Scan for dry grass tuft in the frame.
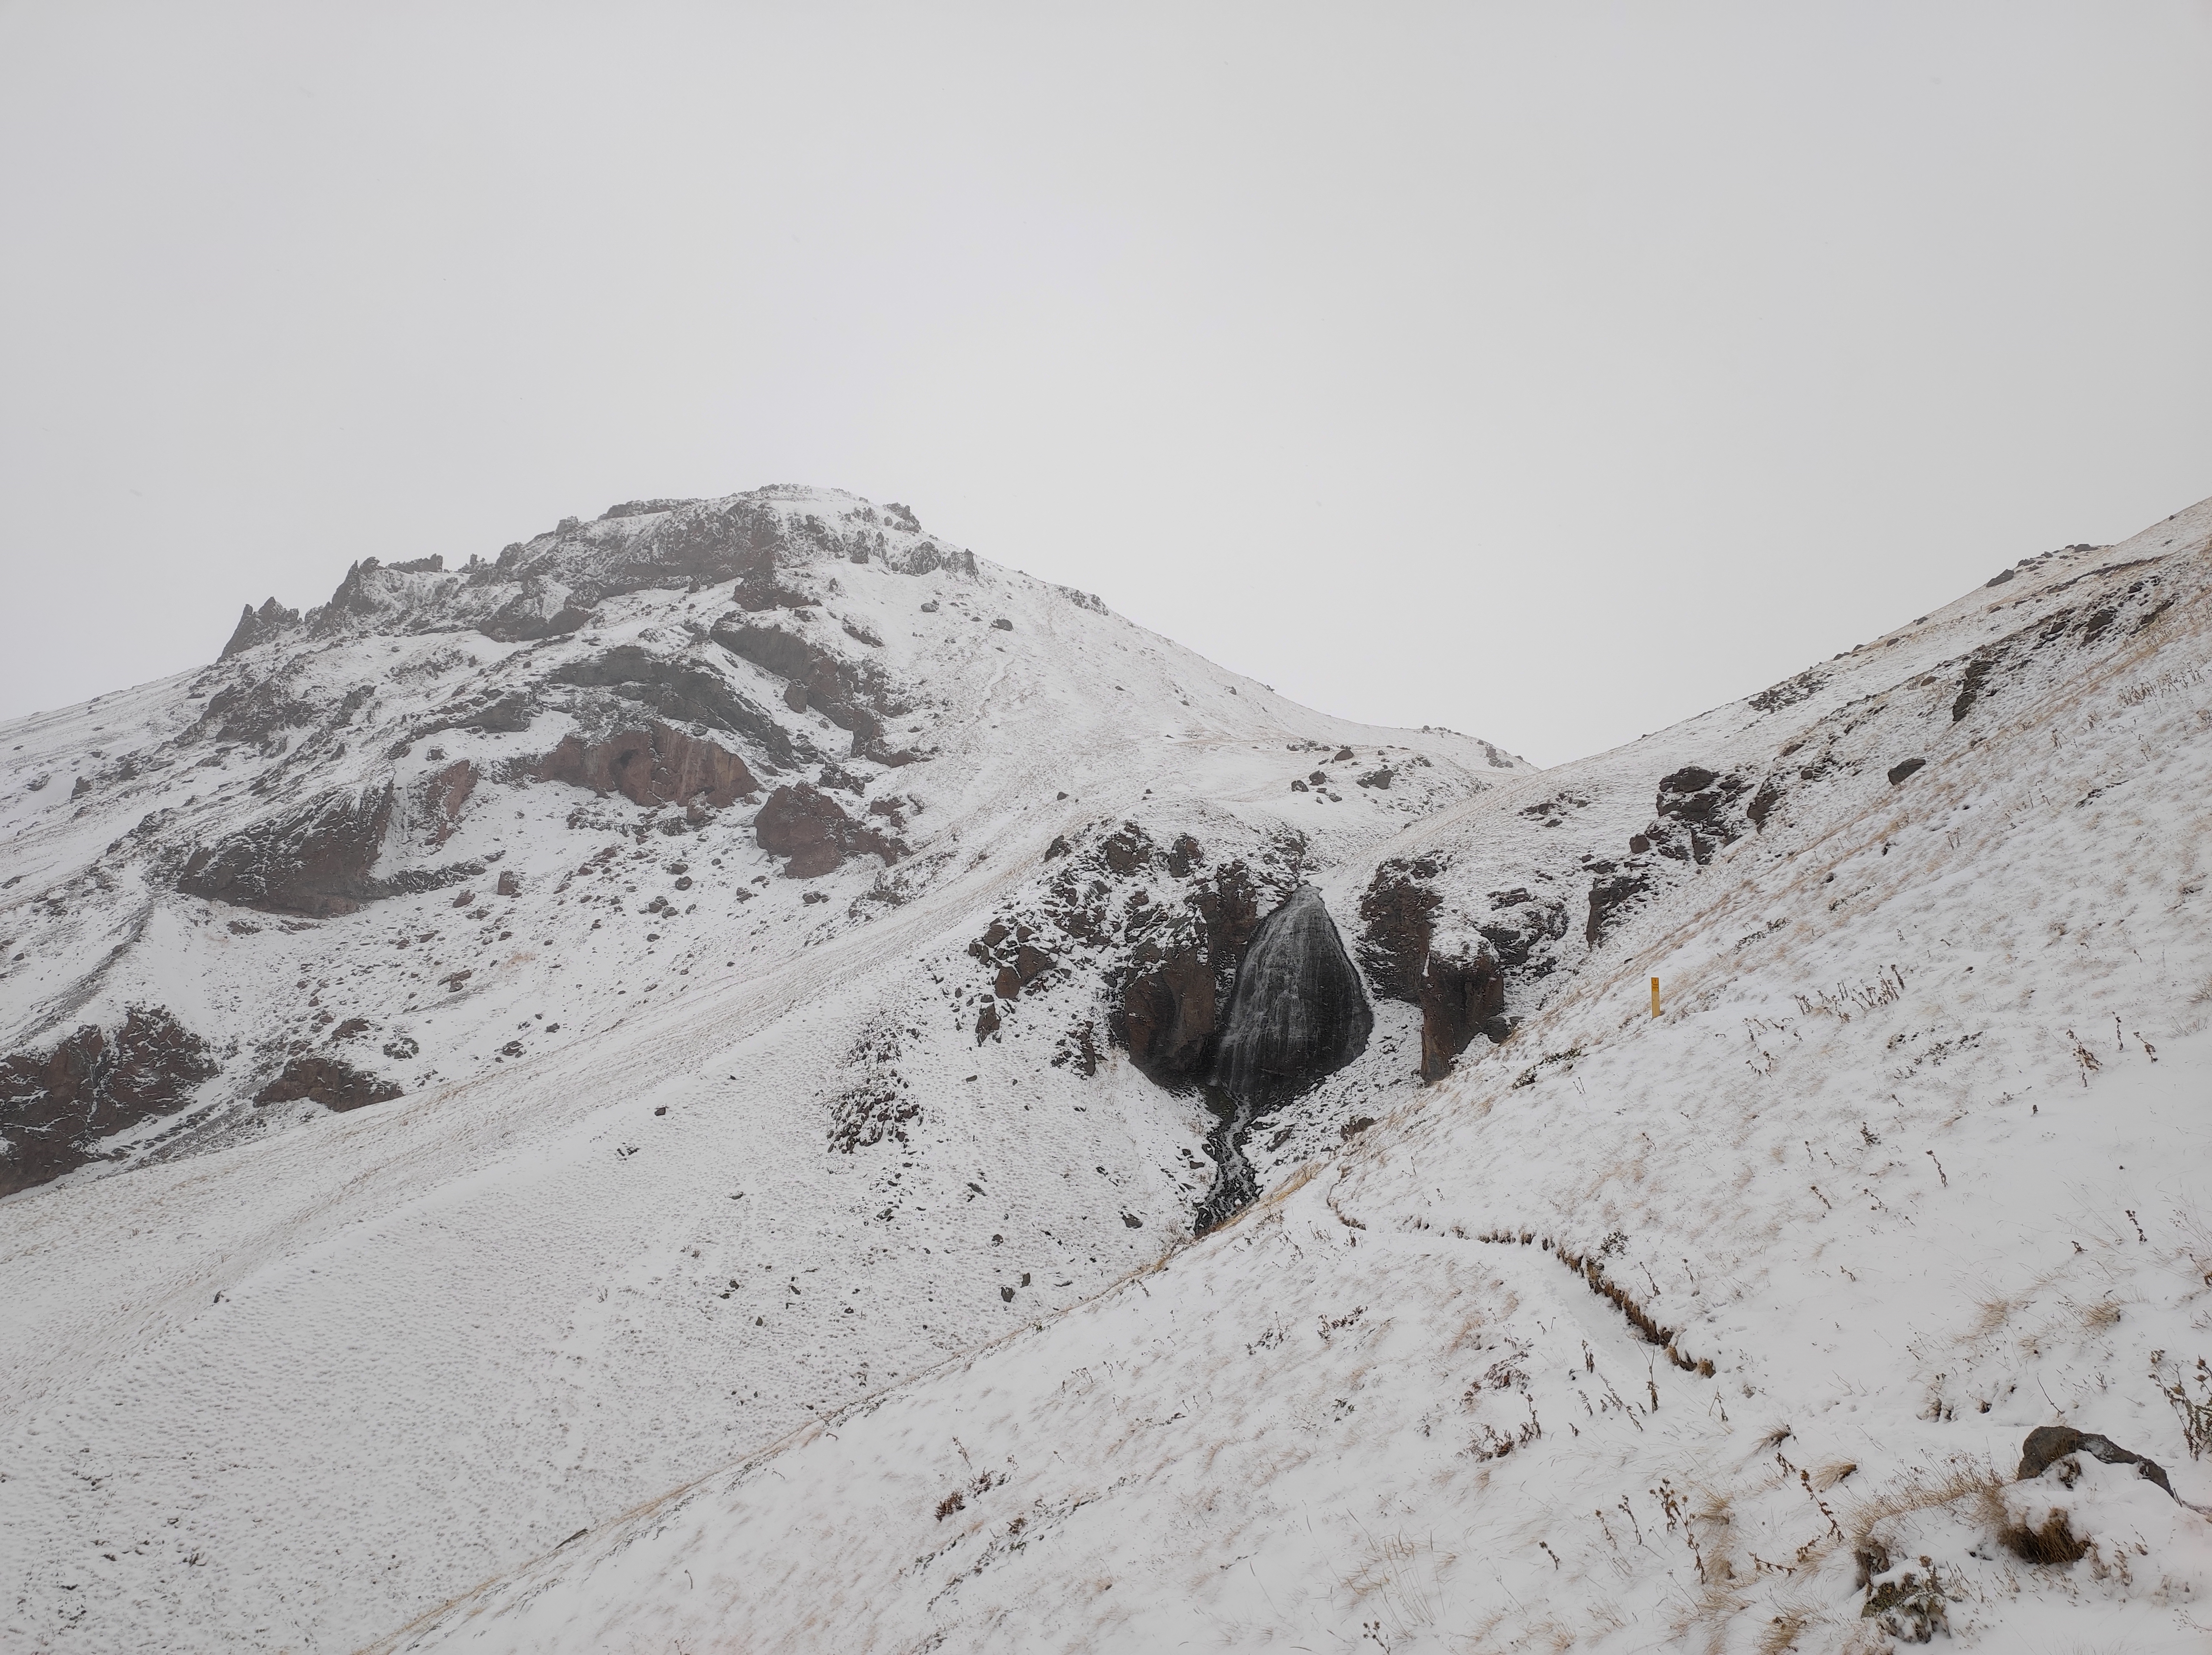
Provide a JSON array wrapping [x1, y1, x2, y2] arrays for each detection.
[[1999, 1508, 2088, 1564], [1838, 1454, 2005, 1551]]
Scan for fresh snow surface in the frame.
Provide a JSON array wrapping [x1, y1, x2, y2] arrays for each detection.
[[9, 486, 2212, 1652]]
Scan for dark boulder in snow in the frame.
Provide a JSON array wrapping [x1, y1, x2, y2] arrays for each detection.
[[534, 723, 758, 811], [178, 785, 396, 918], [1212, 886, 1372, 1107], [2016, 1426, 2174, 1498], [255, 1056, 403, 1112], [1420, 938, 1507, 1081], [754, 783, 904, 879], [0, 1008, 219, 1195]]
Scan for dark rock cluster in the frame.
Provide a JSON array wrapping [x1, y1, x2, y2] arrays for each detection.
[[710, 618, 916, 766], [754, 784, 904, 878], [253, 1055, 404, 1113], [0, 1008, 219, 1195], [534, 723, 758, 811], [219, 597, 303, 660], [1419, 945, 1506, 1083], [178, 785, 397, 918]]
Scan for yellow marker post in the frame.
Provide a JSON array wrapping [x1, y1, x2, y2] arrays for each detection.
[[1650, 976, 1661, 1018]]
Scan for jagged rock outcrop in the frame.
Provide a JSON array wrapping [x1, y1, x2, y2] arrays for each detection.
[[0, 1008, 219, 1195], [1212, 886, 1372, 1107], [1632, 766, 1751, 864], [1584, 859, 1651, 946], [254, 1055, 404, 1112], [710, 619, 913, 765], [177, 785, 397, 917], [534, 724, 758, 811], [1357, 858, 1442, 1003], [477, 576, 593, 643], [754, 784, 903, 878], [220, 597, 303, 659], [554, 647, 793, 764], [1419, 937, 1507, 1081]]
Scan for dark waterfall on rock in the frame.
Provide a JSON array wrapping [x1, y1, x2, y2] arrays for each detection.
[[1196, 885, 1372, 1230]]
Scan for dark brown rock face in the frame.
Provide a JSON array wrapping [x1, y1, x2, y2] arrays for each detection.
[[1419, 943, 1506, 1082], [1111, 861, 1265, 1088], [1118, 946, 1219, 1081], [534, 723, 758, 810], [1212, 886, 1372, 1107], [254, 1055, 403, 1112], [0, 1008, 219, 1195], [178, 785, 396, 917], [1357, 858, 1442, 1003], [754, 783, 904, 878], [421, 760, 477, 845], [1585, 861, 1652, 946]]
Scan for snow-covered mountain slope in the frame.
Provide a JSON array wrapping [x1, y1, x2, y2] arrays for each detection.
[[364, 496, 2212, 1653], [0, 488, 1529, 1653]]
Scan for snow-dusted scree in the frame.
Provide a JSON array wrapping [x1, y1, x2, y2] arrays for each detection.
[[5, 487, 2212, 1651]]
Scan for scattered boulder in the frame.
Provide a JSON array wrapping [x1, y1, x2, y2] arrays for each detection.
[[178, 784, 396, 917], [1213, 886, 1372, 1107], [1953, 655, 1996, 722], [0, 1008, 220, 1195], [1420, 937, 1507, 1081], [534, 723, 757, 810], [1887, 756, 1927, 786], [754, 783, 904, 878], [254, 1055, 404, 1112]]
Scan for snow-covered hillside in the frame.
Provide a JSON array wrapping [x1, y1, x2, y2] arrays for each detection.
[[7, 485, 2212, 1652], [0, 488, 1524, 1652], [371, 495, 2212, 1653]]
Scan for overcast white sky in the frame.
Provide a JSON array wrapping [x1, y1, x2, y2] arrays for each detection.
[[3, 3, 2209, 765]]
